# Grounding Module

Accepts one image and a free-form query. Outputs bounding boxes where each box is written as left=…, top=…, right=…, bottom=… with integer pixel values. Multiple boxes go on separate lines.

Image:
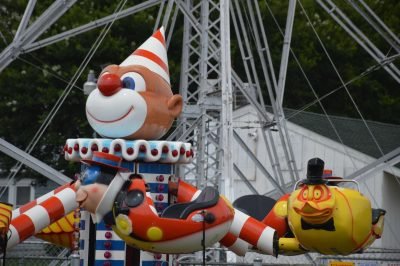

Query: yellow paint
left=40, top=212, right=75, bottom=234
left=287, top=185, right=374, bottom=255
left=329, top=261, right=354, bottom=266
left=48, top=222, right=62, bottom=233
left=115, top=214, right=132, bottom=235
left=278, top=237, right=306, bottom=255
left=273, top=200, right=288, bottom=218
left=36, top=211, right=77, bottom=248
left=147, top=226, right=163, bottom=241
left=0, top=202, right=12, bottom=232
left=113, top=225, right=155, bottom=251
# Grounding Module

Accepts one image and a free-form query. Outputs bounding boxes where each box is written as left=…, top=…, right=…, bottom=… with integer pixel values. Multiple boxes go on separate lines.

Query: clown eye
left=314, top=187, right=322, bottom=200
left=121, top=72, right=146, bottom=92
left=302, top=189, right=308, bottom=200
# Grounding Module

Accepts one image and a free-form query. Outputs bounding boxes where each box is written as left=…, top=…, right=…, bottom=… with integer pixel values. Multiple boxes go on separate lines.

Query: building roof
left=283, top=108, right=400, bottom=159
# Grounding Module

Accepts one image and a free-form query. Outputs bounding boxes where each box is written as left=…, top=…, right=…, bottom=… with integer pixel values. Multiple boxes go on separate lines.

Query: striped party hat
left=120, top=27, right=170, bottom=85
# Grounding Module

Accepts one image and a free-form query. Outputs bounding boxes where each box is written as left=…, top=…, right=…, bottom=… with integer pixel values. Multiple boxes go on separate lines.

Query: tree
left=0, top=0, right=165, bottom=182
left=255, top=0, right=400, bottom=123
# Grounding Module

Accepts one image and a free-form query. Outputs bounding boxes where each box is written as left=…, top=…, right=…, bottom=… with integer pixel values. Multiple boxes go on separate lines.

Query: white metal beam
left=0, top=138, right=71, bottom=185
left=23, top=0, right=162, bottom=53
left=0, top=0, right=77, bottom=72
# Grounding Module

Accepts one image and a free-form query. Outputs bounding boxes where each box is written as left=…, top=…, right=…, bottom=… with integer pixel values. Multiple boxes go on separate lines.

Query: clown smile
left=86, top=106, right=134, bottom=123
left=85, top=88, right=147, bottom=138
left=295, top=208, right=332, bottom=218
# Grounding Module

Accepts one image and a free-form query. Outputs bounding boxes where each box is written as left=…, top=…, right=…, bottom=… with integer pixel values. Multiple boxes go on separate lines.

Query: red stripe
left=133, top=49, right=169, bottom=74
left=177, top=181, right=198, bottom=202
left=11, top=214, right=35, bottom=241
left=220, top=232, right=237, bottom=247
left=19, top=200, right=37, bottom=214
left=40, top=197, right=65, bottom=223
left=239, top=217, right=266, bottom=246
left=153, top=30, right=166, bottom=47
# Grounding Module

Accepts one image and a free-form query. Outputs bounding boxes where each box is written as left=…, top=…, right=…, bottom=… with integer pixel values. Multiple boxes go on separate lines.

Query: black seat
left=161, top=187, right=219, bottom=219
left=372, top=208, right=386, bottom=225
left=233, top=195, right=276, bottom=221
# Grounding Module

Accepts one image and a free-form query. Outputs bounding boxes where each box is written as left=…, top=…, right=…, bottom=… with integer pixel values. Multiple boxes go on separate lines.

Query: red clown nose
left=97, top=73, right=122, bottom=96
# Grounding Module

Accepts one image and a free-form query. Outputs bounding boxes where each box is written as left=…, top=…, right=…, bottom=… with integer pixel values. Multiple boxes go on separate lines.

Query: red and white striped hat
left=120, top=27, right=170, bottom=85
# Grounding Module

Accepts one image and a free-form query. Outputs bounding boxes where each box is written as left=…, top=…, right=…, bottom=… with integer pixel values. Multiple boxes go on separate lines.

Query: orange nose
left=97, top=73, right=122, bottom=96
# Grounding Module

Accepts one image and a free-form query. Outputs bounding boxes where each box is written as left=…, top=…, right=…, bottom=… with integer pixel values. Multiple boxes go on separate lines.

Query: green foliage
left=254, top=0, right=399, bottom=122
left=0, top=0, right=163, bottom=181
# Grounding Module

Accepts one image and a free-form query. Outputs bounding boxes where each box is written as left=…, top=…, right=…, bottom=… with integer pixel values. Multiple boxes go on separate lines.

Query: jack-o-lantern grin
left=292, top=184, right=335, bottom=224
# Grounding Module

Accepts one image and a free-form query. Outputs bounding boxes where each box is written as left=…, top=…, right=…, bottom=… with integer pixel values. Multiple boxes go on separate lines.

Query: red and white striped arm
left=12, top=183, right=73, bottom=219
left=8, top=184, right=77, bottom=249
left=228, top=209, right=276, bottom=256
left=219, top=232, right=250, bottom=256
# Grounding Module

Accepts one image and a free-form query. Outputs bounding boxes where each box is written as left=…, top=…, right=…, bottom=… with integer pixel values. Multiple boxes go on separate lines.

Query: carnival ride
left=0, top=0, right=399, bottom=265
left=0, top=27, right=387, bottom=266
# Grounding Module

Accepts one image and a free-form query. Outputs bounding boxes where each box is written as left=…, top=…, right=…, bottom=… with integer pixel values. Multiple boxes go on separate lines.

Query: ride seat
left=233, top=194, right=276, bottom=221
left=161, top=187, right=219, bottom=219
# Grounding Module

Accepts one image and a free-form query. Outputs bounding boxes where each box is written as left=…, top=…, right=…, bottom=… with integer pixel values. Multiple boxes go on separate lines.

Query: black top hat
left=302, top=157, right=327, bottom=185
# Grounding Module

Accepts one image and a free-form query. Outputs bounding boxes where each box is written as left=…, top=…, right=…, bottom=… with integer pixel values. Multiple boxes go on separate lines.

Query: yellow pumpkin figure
left=279, top=158, right=385, bottom=255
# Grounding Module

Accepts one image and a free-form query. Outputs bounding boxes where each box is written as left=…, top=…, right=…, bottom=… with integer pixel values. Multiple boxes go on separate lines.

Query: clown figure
left=85, top=27, right=183, bottom=140
left=68, top=28, right=235, bottom=262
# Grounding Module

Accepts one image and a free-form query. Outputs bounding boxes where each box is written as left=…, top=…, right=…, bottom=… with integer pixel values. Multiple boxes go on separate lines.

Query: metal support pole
left=0, top=138, right=71, bottom=184
left=276, top=0, right=297, bottom=107
left=23, top=0, right=161, bottom=53
left=231, top=0, right=284, bottom=186
left=196, top=0, right=210, bottom=188
left=233, top=130, right=284, bottom=195
left=317, top=0, right=400, bottom=83
left=0, top=0, right=77, bottom=72
left=358, top=0, right=400, bottom=47
left=246, top=1, right=299, bottom=182
left=220, top=0, right=234, bottom=200
left=14, top=0, right=37, bottom=41
left=234, top=164, right=259, bottom=195
left=346, top=0, right=400, bottom=53
left=345, top=147, right=400, bottom=181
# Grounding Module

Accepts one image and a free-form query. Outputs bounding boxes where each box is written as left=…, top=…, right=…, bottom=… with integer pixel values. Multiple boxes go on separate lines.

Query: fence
left=4, top=238, right=70, bottom=266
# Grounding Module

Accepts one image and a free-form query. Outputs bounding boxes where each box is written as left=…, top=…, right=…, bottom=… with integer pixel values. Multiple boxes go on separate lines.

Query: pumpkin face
left=292, top=184, right=335, bottom=224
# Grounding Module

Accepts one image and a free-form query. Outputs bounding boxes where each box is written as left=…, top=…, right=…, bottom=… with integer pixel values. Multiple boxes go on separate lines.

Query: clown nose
left=97, top=73, right=122, bottom=96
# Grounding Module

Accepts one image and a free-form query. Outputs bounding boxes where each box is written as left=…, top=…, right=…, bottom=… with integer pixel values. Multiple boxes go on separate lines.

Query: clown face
left=86, top=65, right=182, bottom=140
left=292, top=184, right=335, bottom=224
